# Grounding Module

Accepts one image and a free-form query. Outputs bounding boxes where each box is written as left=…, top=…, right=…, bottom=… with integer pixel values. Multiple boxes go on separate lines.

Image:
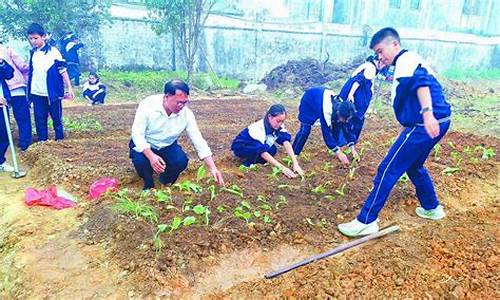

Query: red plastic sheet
left=25, top=185, right=76, bottom=210
left=89, top=177, right=119, bottom=200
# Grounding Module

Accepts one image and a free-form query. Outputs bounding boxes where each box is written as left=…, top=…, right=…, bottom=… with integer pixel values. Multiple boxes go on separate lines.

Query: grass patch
left=82, top=70, right=241, bottom=103
left=47, top=116, right=103, bottom=132
left=442, top=67, right=500, bottom=81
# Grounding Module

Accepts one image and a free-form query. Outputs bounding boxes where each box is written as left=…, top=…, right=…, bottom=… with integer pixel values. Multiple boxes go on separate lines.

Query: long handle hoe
left=2, top=105, right=27, bottom=178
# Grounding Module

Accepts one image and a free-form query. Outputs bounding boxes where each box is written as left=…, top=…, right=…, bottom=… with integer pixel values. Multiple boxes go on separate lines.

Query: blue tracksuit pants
left=357, top=121, right=450, bottom=224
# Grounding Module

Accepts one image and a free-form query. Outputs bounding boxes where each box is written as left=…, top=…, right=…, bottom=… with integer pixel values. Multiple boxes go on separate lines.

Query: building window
left=389, top=0, right=401, bottom=9
left=332, top=0, right=349, bottom=24
left=462, top=0, right=482, bottom=15
left=410, top=0, right=421, bottom=10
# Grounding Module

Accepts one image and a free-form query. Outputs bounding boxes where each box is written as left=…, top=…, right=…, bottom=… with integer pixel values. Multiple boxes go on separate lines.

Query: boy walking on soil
left=27, top=23, right=74, bottom=142
left=338, top=27, right=452, bottom=237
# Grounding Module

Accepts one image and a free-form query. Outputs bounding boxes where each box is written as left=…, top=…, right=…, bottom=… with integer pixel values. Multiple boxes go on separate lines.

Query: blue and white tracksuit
left=339, top=61, right=377, bottom=143
left=357, top=50, right=452, bottom=224
left=231, top=119, right=292, bottom=166
left=292, top=87, right=356, bottom=155
left=0, top=61, right=14, bottom=164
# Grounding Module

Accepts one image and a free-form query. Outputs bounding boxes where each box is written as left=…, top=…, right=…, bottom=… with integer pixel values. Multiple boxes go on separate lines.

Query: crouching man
left=129, top=79, right=224, bottom=190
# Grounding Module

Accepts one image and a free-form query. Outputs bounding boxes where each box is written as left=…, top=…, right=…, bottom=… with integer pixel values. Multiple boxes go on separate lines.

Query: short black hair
left=337, top=101, right=356, bottom=119
left=27, top=23, right=46, bottom=36
left=266, top=104, right=286, bottom=117
left=369, top=27, right=400, bottom=49
left=164, top=79, right=190, bottom=96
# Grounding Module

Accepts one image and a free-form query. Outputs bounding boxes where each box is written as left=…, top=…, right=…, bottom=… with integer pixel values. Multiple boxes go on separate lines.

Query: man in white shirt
left=129, top=79, right=224, bottom=190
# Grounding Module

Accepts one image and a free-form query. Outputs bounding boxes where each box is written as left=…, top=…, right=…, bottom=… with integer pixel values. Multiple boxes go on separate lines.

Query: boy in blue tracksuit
left=0, top=58, right=15, bottom=172
left=292, top=87, right=358, bottom=165
left=338, top=56, right=385, bottom=145
left=231, top=104, right=304, bottom=178
left=338, top=27, right=452, bottom=237
left=27, top=23, right=74, bottom=142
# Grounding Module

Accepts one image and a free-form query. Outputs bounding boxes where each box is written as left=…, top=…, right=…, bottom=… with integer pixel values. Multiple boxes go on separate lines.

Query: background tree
left=146, top=0, right=217, bottom=84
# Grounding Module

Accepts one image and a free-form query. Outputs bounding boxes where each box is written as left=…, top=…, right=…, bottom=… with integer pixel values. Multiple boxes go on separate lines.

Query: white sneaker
left=0, top=162, right=15, bottom=172
left=338, top=218, right=379, bottom=237
left=415, top=205, right=446, bottom=220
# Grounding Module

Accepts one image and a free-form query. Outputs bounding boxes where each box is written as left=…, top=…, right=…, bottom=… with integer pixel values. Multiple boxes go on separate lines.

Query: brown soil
left=1, top=97, right=498, bottom=298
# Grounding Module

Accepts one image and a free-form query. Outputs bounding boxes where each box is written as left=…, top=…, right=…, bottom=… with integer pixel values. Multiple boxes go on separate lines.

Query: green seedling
left=450, top=151, right=463, bottom=167
left=282, top=156, right=293, bottom=167
left=182, top=216, right=197, bottom=227
left=183, top=198, right=193, bottom=212
left=207, top=185, right=217, bottom=201
left=323, top=162, right=333, bottom=171
left=196, top=165, right=207, bottom=182
left=173, top=180, right=203, bottom=193
left=260, top=203, right=272, bottom=211
left=335, top=183, right=346, bottom=196
left=359, top=146, right=366, bottom=157
left=476, top=146, right=496, bottom=160
left=311, top=184, right=326, bottom=194
left=240, top=200, right=251, bottom=210
left=155, top=188, right=171, bottom=203
left=217, top=205, right=226, bottom=213
left=301, top=151, right=311, bottom=162
left=443, top=167, right=461, bottom=176
left=348, top=166, right=356, bottom=180
left=221, top=184, right=244, bottom=198
left=305, top=171, right=317, bottom=178
left=433, top=144, right=441, bottom=160
left=113, top=189, right=159, bottom=224
left=153, top=223, right=169, bottom=252
left=268, top=166, right=282, bottom=179
left=448, top=141, right=456, bottom=149
left=239, top=164, right=258, bottom=173
left=254, top=210, right=261, bottom=218
left=140, top=189, right=151, bottom=198
left=342, top=148, right=352, bottom=155
left=399, top=173, right=409, bottom=183
left=169, top=216, right=182, bottom=232
left=257, top=195, right=268, bottom=203
left=193, top=204, right=210, bottom=225
left=234, top=206, right=252, bottom=223
left=324, top=195, right=336, bottom=201
left=275, top=195, right=288, bottom=209
left=263, top=215, right=271, bottom=223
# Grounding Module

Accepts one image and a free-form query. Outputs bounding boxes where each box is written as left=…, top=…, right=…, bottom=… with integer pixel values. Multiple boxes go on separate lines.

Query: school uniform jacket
left=27, top=44, right=67, bottom=103
left=339, top=61, right=377, bottom=119
left=231, top=119, right=291, bottom=157
left=82, top=81, right=106, bottom=96
left=392, top=50, right=451, bottom=127
left=298, top=87, right=356, bottom=152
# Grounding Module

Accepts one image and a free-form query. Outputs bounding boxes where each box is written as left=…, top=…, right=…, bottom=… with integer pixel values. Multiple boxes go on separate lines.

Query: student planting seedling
left=231, top=104, right=304, bottom=179
left=292, top=87, right=357, bottom=165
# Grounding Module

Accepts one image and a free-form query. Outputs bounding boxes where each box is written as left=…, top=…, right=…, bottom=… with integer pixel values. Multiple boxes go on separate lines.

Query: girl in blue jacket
left=338, top=56, right=386, bottom=149
left=231, top=104, right=304, bottom=178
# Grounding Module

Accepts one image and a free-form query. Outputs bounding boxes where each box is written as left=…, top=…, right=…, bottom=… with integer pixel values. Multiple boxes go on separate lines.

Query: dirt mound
left=260, top=57, right=366, bottom=91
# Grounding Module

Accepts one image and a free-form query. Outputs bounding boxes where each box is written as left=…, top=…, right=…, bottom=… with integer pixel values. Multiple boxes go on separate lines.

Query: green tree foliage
left=145, top=0, right=217, bottom=84
left=0, top=0, right=112, bottom=40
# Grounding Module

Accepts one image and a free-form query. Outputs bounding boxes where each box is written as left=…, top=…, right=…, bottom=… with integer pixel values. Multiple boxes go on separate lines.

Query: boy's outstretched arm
left=417, top=86, right=439, bottom=138
left=347, top=82, right=360, bottom=102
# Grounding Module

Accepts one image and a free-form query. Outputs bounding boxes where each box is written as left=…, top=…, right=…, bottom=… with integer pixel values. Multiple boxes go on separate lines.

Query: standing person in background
left=0, top=42, right=32, bottom=150
left=27, top=23, right=74, bottom=142
left=82, top=72, right=106, bottom=105
left=64, top=35, right=84, bottom=86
